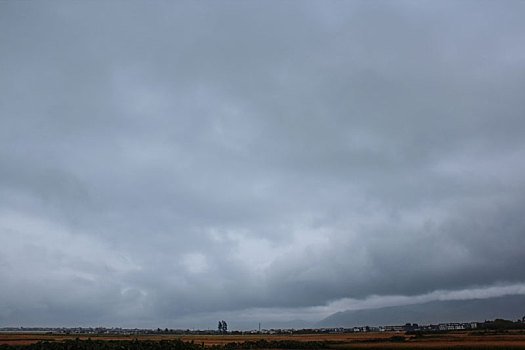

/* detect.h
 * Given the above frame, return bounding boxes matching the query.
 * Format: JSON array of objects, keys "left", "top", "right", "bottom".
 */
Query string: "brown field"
[{"left": 2, "top": 331, "right": 525, "bottom": 348}]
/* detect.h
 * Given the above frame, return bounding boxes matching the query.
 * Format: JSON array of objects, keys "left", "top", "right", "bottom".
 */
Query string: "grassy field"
[{"left": 2, "top": 331, "right": 525, "bottom": 349}]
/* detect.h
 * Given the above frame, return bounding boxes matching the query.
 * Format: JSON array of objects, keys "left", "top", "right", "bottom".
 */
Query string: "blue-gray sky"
[{"left": 1, "top": 0, "right": 525, "bottom": 329}]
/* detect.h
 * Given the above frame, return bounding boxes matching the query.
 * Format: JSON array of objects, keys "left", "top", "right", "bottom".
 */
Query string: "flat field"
[{"left": 2, "top": 331, "right": 525, "bottom": 349}]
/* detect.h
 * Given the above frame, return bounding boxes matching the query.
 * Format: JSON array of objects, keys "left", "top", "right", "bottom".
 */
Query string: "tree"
[{"left": 218, "top": 320, "right": 227, "bottom": 334}]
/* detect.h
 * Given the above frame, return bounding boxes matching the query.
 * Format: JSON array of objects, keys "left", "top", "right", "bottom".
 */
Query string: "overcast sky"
[{"left": 1, "top": 0, "right": 525, "bottom": 330}]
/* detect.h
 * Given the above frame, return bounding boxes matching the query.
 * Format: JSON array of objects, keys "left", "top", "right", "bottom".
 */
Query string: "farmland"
[{"left": 2, "top": 331, "right": 525, "bottom": 349}]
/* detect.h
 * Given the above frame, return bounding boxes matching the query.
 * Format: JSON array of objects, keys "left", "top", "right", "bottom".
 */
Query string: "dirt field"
[{"left": 2, "top": 331, "right": 525, "bottom": 348}]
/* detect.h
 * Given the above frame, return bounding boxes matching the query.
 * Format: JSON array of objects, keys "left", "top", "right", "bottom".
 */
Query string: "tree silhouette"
[{"left": 218, "top": 320, "right": 227, "bottom": 334}]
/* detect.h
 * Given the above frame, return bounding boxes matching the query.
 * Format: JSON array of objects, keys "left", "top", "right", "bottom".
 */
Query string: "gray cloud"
[{"left": 1, "top": 0, "right": 525, "bottom": 329}]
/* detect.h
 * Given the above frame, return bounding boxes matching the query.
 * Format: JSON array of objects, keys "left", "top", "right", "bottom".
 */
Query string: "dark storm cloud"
[{"left": 1, "top": 0, "right": 525, "bottom": 328}]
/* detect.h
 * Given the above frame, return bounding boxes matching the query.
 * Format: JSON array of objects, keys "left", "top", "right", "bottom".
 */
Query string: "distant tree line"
[{"left": 477, "top": 318, "right": 525, "bottom": 331}]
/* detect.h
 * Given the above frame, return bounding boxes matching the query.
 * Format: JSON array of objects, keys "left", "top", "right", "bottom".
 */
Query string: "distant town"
[{"left": 2, "top": 317, "right": 524, "bottom": 335}]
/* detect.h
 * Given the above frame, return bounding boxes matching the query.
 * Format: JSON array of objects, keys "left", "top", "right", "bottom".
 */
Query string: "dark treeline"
[
  {"left": 479, "top": 319, "right": 525, "bottom": 331},
  {"left": 4, "top": 339, "right": 525, "bottom": 350},
  {"left": 0, "top": 340, "right": 196, "bottom": 350},
  {"left": 3, "top": 338, "right": 525, "bottom": 350},
  {"left": 0, "top": 339, "right": 331, "bottom": 350}
]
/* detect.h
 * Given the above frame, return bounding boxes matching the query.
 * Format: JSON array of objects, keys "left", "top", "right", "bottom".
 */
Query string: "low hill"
[{"left": 318, "top": 294, "right": 525, "bottom": 327}]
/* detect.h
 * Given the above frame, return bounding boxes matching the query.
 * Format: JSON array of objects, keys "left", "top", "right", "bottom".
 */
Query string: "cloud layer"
[{"left": 1, "top": 1, "right": 525, "bottom": 329}]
